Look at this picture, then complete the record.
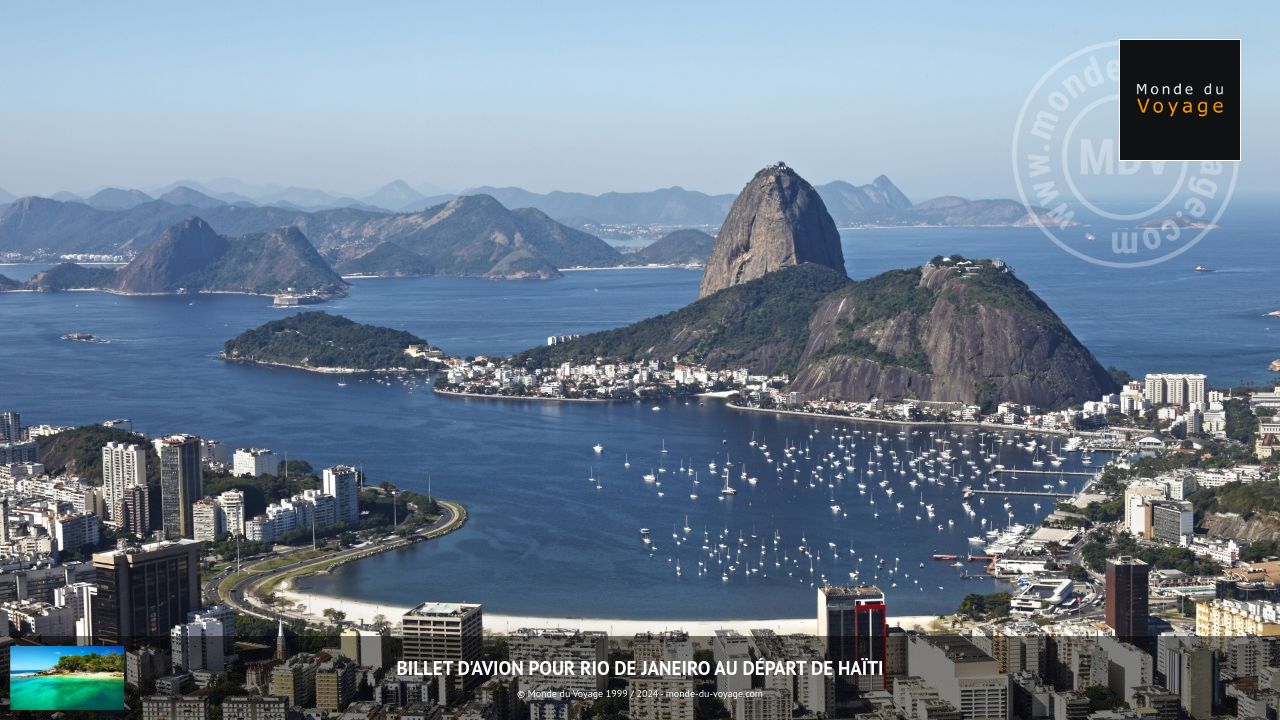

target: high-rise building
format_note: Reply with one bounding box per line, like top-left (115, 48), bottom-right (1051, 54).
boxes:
top-left (157, 435), bottom-right (202, 539)
top-left (232, 448), bottom-right (278, 478)
top-left (907, 634), bottom-right (1009, 720)
top-left (315, 654), bottom-right (358, 711)
top-left (402, 601), bottom-right (482, 692)
top-left (218, 489), bottom-right (246, 537)
top-left (323, 465), bottom-right (360, 525)
top-left (817, 584), bottom-right (886, 693)
top-left (192, 498), bottom-right (223, 542)
top-left (199, 439), bottom-right (228, 469)
top-left (172, 617), bottom-right (226, 672)
top-left (0, 439), bottom-right (38, 464)
top-left (54, 512), bottom-right (101, 556)
top-left (1106, 557), bottom-right (1150, 643)
top-left (340, 625), bottom-right (390, 669)
top-left (102, 441), bottom-right (146, 525)
top-left (91, 540), bottom-right (202, 643)
top-left (1164, 643), bottom-right (1216, 720)
top-left (0, 410), bottom-right (21, 442)
top-left (402, 601), bottom-right (483, 663)
top-left (120, 485), bottom-right (152, 537)
top-left (1151, 501), bottom-right (1194, 545)
top-left (126, 646), bottom-right (171, 693)
top-left (713, 629), bottom-right (754, 696)
top-left (269, 652), bottom-right (320, 708)
top-left (507, 628), bottom-right (609, 694)
top-left (1142, 373), bottom-right (1208, 408)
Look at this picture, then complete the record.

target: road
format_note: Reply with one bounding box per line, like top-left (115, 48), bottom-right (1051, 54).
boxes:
top-left (209, 499), bottom-right (466, 623)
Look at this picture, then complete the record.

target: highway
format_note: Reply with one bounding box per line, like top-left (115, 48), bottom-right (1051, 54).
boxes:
top-left (208, 499), bottom-right (466, 623)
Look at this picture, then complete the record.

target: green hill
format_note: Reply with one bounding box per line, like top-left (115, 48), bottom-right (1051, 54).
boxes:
top-left (223, 311), bottom-right (438, 371)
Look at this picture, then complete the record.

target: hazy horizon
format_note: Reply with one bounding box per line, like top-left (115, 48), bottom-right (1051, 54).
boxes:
top-left (2, 2), bottom-right (1275, 199)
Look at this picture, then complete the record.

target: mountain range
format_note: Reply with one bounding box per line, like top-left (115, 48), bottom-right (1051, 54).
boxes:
top-left (0, 173), bottom-right (1057, 249)
top-left (0, 190), bottom-right (623, 277)
top-left (515, 163), bottom-right (1116, 408)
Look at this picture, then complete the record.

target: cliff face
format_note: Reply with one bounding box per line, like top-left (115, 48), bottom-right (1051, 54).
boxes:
top-left (790, 260), bottom-right (1117, 408)
top-left (698, 163), bottom-right (845, 298)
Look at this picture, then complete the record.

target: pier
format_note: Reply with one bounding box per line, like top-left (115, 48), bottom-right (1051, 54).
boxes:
top-left (966, 489), bottom-right (1075, 499)
top-left (993, 468), bottom-right (1098, 477)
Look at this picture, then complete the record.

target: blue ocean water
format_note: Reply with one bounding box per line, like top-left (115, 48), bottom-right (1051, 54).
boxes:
top-left (0, 203), bottom-right (1275, 619)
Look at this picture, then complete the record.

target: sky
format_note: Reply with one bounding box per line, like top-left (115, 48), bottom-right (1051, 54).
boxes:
top-left (1, 1), bottom-right (1276, 200)
top-left (10, 645), bottom-right (124, 672)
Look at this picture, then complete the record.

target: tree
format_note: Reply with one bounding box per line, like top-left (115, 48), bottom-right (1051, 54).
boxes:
top-left (322, 607), bottom-right (347, 627)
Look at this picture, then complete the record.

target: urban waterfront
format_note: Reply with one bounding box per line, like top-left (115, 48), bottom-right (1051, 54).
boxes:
top-left (1, 218), bottom-right (1277, 619)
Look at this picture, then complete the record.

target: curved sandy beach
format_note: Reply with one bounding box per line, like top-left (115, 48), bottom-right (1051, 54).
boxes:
top-left (277, 587), bottom-right (942, 634)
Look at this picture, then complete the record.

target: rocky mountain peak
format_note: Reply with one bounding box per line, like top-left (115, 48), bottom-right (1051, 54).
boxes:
top-left (698, 163), bottom-right (845, 298)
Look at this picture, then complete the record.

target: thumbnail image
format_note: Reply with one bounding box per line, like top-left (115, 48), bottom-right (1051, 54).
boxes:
top-left (9, 645), bottom-right (125, 711)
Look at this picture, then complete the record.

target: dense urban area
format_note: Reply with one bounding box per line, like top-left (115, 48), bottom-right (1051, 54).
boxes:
top-left (0, 368), bottom-right (1278, 719)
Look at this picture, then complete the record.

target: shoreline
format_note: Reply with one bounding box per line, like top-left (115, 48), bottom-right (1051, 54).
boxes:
top-left (275, 587), bottom-right (942, 634)
top-left (432, 387), bottom-right (615, 403)
top-left (725, 401), bottom-right (1093, 438)
top-left (220, 354), bottom-right (436, 375)
top-left (560, 264), bottom-right (703, 272)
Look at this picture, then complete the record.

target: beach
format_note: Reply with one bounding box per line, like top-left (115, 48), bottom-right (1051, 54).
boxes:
top-left (277, 587), bottom-right (942, 634)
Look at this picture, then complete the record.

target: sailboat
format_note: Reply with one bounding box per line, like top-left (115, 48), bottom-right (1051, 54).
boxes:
top-left (720, 469), bottom-right (737, 496)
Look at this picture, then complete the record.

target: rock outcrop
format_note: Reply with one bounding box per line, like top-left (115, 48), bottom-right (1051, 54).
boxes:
top-left (518, 165), bottom-right (1114, 409)
top-left (698, 163), bottom-right (845, 298)
top-left (788, 258), bottom-right (1117, 408)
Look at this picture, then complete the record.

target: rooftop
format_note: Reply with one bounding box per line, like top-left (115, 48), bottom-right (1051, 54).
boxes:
top-left (915, 634), bottom-right (995, 664)
top-left (821, 584), bottom-right (885, 600)
top-left (405, 601), bottom-right (481, 618)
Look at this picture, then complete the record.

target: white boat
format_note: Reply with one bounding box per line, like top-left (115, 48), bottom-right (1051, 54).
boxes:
top-left (593, 443), bottom-right (603, 454)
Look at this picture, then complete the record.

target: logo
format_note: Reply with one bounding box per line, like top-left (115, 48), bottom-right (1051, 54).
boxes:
top-left (1012, 41), bottom-right (1238, 268)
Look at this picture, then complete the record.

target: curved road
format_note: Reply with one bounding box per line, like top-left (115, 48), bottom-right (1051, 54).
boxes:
top-left (212, 499), bottom-right (466, 623)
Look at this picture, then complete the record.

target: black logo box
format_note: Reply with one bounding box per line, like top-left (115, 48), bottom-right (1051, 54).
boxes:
top-left (1119, 39), bottom-right (1240, 161)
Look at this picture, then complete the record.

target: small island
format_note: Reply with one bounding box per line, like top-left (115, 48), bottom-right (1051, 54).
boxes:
top-left (222, 311), bottom-right (443, 373)
top-left (61, 331), bottom-right (109, 343)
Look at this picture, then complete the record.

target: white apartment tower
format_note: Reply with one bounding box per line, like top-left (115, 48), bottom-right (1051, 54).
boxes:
top-left (323, 465), bottom-right (360, 525)
top-left (1143, 373), bottom-right (1208, 408)
top-left (218, 489), bottom-right (246, 537)
top-left (102, 441), bottom-right (147, 525)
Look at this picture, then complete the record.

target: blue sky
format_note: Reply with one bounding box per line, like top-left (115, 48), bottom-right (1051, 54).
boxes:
top-left (10, 645), bottom-right (124, 672)
top-left (1, 1), bottom-right (1274, 199)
